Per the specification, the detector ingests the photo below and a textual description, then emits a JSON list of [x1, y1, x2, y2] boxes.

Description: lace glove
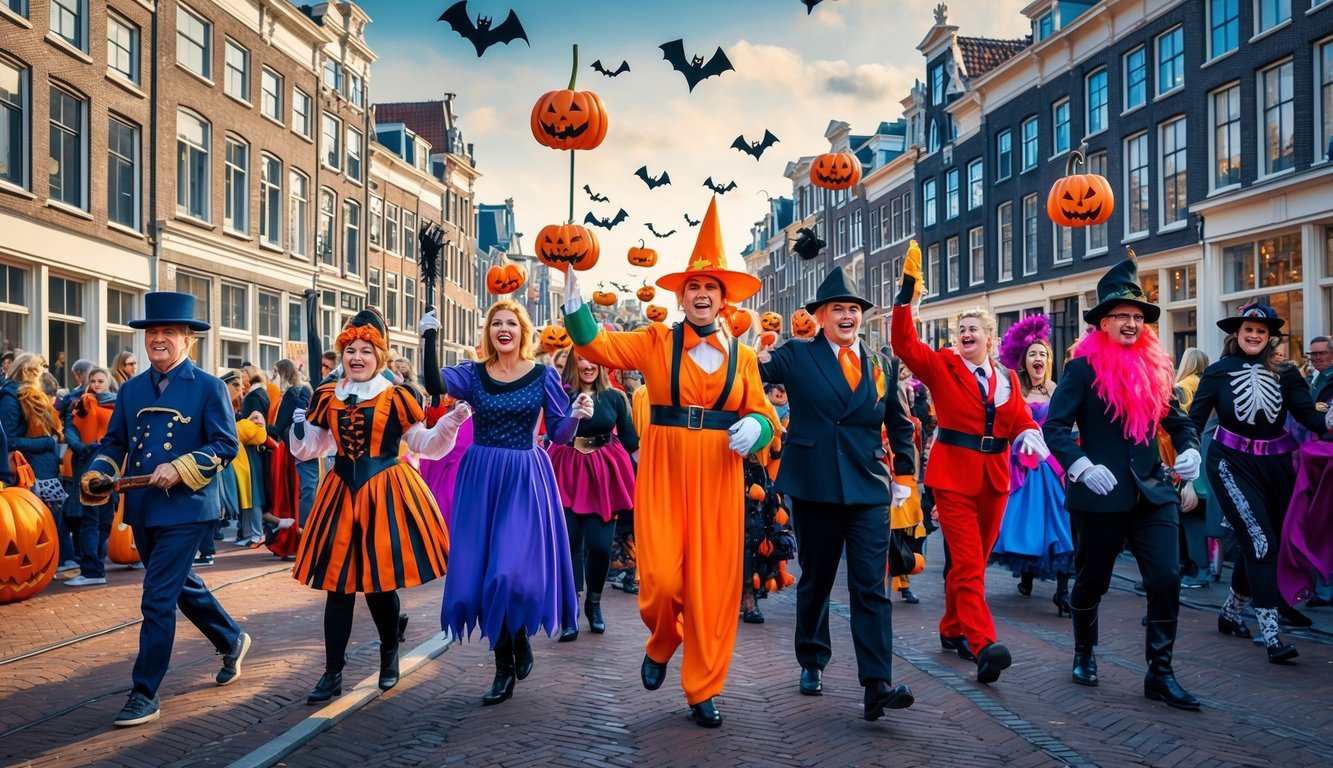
[[1172, 448, 1201, 482], [727, 417, 762, 456]]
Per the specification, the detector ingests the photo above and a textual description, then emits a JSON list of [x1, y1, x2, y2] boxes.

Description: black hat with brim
[[804, 265, 874, 314], [1083, 257, 1161, 325], [1217, 302, 1285, 336]]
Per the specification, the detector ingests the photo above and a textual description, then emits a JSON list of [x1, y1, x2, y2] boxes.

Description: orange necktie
[[838, 347, 862, 391]]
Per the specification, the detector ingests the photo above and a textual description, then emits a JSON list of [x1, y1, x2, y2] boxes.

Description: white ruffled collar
[[334, 373, 393, 403]]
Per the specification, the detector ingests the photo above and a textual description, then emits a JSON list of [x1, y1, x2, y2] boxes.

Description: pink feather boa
[[1073, 325, 1175, 444]]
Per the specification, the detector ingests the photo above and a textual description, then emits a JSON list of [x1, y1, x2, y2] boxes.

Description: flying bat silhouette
[[609, 281, 631, 293], [731, 130, 780, 160], [801, 0, 827, 14], [438, 1, 529, 58], [634, 166, 671, 190], [582, 184, 609, 203], [591, 59, 631, 77], [645, 223, 677, 238], [703, 177, 738, 195], [659, 39, 734, 92], [684, 213, 700, 227], [584, 209, 629, 230]]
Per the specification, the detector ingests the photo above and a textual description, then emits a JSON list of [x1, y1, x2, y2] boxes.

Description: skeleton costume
[[1188, 303, 1332, 664]]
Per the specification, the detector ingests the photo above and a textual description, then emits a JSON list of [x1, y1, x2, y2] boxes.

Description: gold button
[[163, 443, 172, 450]]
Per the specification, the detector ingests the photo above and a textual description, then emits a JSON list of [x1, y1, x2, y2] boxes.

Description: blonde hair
[[111, 350, 137, 385], [1175, 348, 1209, 383], [8, 354, 57, 435], [479, 300, 536, 363], [8, 353, 46, 387], [956, 308, 998, 359]]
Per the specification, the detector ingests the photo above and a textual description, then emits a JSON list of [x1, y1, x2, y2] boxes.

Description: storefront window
[[1226, 290, 1303, 355], [1169, 264, 1196, 302]]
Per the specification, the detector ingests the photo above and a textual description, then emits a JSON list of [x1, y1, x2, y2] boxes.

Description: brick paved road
[[2, 532, 1331, 768]]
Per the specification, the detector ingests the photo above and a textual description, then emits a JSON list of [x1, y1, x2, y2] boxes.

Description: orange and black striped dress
[[294, 383, 449, 594]]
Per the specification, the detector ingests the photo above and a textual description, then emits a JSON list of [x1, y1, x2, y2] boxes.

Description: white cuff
[[289, 422, 334, 461], [403, 419, 461, 460], [1066, 456, 1093, 482]]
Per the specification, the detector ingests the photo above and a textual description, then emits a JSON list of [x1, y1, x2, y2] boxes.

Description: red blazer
[[891, 304, 1038, 495]]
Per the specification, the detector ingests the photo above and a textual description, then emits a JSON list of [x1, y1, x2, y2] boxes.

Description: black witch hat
[[1083, 253, 1160, 325], [804, 266, 873, 314]]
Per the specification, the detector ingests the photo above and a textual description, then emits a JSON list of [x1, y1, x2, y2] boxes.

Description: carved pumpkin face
[[486, 263, 528, 295], [645, 304, 668, 322], [791, 309, 817, 338], [1047, 172, 1114, 227], [809, 151, 862, 191], [540, 325, 572, 353], [592, 290, 618, 307], [106, 499, 140, 565], [721, 306, 752, 337], [636, 285, 656, 302], [0, 486, 59, 604], [535, 223, 600, 271], [627, 242, 658, 268], [530, 89, 608, 151], [760, 312, 783, 333]]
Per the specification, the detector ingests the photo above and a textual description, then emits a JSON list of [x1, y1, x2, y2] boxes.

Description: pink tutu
[[548, 440, 636, 522]]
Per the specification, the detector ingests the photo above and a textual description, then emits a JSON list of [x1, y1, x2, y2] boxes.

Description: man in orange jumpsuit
[[563, 197, 778, 728]]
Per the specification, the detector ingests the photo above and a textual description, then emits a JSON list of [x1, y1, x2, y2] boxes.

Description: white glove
[[1325, 408, 1333, 430], [441, 402, 472, 428], [277, 517, 296, 530], [418, 309, 440, 335], [727, 417, 762, 455], [1077, 464, 1118, 496], [1179, 482, 1199, 513], [570, 392, 595, 420], [1016, 429, 1051, 461], [891, 481, 912, 508], [1172, 448, 1201, 482], [292, 408, 306, 425], [563, 266, 585, 314]]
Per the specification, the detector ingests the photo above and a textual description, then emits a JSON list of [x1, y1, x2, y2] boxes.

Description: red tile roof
[[956, 36, 1031, 80], [375, 101, 446, 154]]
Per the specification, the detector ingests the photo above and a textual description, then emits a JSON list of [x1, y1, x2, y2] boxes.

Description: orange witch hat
[[655, 196, 762, 302]]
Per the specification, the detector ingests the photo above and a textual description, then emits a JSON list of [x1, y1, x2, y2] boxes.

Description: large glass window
[[1322, 41, 1333, 161], [1053, 221, 1073, 265], [386, 272, 399, 329], [1023, 193, 1039, 274], [47, 275, 83, 387], [318, 188, 335, 265], [224, 40, 249, 101], [259, 154, 281, 246], [996, 130, 1012, 180], [346, 128, 362, 182], [258, 290, 280, 339], [287, 299, 302, 343], [108, 13, 139, 83], [221, 283, 247, 330], [402, 211, 417, 262], [1126, 132, 1150, 236], [0, 263, 27, 354], [1125, 46, 1147, 111], [1261, 61, 1294, 175], [1258, 0, 1291, 34], [945, 169, 959, 220], [1213, 84, 1242, 188], [968, 227, 984, 286], [48, 86, 84, 208], [289, 169, 308, 256], [49, 0, 84, 51], [322, 113, 340, 170], [343, 200, 360, 276], [926, 244, 939, 295], [1087, 69, 1108, 135], [1223, 234, 1302, 293], [106, 287, 135, 359], [0, 60, 26, 188], [224, 137, 248, 232], [1161, 117, 1187, 226], [1021, 116, 1038, 170], [998, 201, 1013, 281], [1052, 99, 1070, 155], [293, 88, 311, 138], [176, 272, 210, 364], [967, 159, 983, 210], [369, 268, 381, 308], [922, 179, 937, 228], [946, 237, 959, 292], [176, 6, 210, 79], [261, 68, 281, 121], [1156, 27, 1184, 96], [176, 110, 209, 219], [1086, 151, 1109, 253], [931, 62, 945, 105], [368, 195, 382, 247], [1209, 0, 1239, 59], [385, 203, 400, 254], [107, 116, 139, 230]]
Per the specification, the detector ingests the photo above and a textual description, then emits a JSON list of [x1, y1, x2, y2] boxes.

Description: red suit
[[891, 305, 1038, 653]]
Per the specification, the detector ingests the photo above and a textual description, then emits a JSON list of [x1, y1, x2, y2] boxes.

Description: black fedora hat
[[804, 266, 873, 314], [1083, 256, 1160, 325], [1217, 301, 1285, 336], [128, 291, 210, 331]]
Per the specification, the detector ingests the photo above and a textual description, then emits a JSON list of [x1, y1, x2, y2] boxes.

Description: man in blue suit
[[758, 266, 917, 720], [81, 291, 249, 727]]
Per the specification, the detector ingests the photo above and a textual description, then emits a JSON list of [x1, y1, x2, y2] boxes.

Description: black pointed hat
[[804, 266, 873, 314], [1217, 301, 1285, 336], [1083, 255, 1160, 325]]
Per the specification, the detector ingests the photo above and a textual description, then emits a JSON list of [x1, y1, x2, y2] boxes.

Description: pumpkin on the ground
[[0, 484, 59, 604]]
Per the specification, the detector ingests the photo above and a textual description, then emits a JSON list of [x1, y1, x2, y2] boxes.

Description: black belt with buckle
[[935, 427, 1009, 454], [650, 405, 739, 431]]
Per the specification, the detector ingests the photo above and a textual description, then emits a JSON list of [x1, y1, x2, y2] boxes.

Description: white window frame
[[259, 153, 281, 248], [1210, 82, 1243, 190], [343, 199, 360, 276], [220, 282, 248, 331], [1053, 220, 1073, 265], [321, 113, 341, 170], [346, 127, 362, 182], [1256, 0, 1292, 35], [945, 168, 959, 220], [318, 188, 336, 266], [1259, 59, 1294, 177], [996, 130, 1012, 180], [1319, 37, 1333, 163], [1156, 26, 1185, 97], [107, 115, 139, 231], [260, 68, 282, 122], [107, 12, 139, 84], [176, 109, 209, 220], [0, 59, 29, 191], [1052, 98, 1071, 156], [176, 5, 211, 80], [1023, 193, 1040, 274], [945, 236, 959, 292], [288, 169, 309, 257], [257, 289, 281, 343], [1086, 68, 1108, 136], [968, 226, 985, 286], [926, 243, 940, 295], [368, 195, 383, 248], [223, 136, 248, 234], [1085, 151, 1110, 255], [967, 158, 984, 210], [48, 84, 86, 210], [1208, 0, 1240, 60], [292, 88, 312, 139], [385, 202, 400, 255], [224, 39, 249, 103], [1124, 46, 1148, 112], [998, 201, 1013, 282], [922, 178, 937, 228], [1021, 116, 1038, 171], [1125, 132, 1150, 239], [1160, 116, 1188, 229]]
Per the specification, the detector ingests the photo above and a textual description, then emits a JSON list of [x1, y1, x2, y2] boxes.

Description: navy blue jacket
[[0, 379, 59, 480]]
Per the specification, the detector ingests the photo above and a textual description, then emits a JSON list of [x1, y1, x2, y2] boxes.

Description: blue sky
[[361, 0, 1029, 291]]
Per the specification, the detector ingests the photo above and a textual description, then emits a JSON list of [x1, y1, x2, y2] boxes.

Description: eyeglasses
[[1105, 313, 1145, 324], [1309, 350, 1331, 357]]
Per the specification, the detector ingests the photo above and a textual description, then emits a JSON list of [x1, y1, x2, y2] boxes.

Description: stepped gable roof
[[956, 35, 1030, 79]]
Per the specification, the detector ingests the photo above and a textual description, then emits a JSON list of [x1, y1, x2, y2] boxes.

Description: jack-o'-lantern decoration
[[760, 312, 783, 334], [636, 284, 656, 302], [721, 305, 752, 338], [0, 483, 58, 604], [530, 47, 608, 151], [809, 151, 862, 191], [540, 325, 572, 353], [106, 497, 139, 565], [592, 289, 618, 307], [645, 304, 668, 322], [485, 258, 528, 296], [627, 240, 658, 268], [759, 330, 779, 348], [535, 223, 600, 271], [791, 308, 817, 338], [1047, 143, 1113, 227]]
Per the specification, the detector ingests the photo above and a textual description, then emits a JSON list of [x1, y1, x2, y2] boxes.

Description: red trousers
[[935, 486, 1007, 651]]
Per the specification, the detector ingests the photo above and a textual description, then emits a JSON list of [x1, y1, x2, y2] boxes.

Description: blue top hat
[[128, 291, 210, 331]]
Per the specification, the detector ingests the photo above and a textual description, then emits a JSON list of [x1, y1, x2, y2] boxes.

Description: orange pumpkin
[[1047, 143, 1114, 227], [627, 240, 658, 268], [636, 285, 656, 302], [0, 484, 59, 604], [530, 48, 608, 151], [758, 330, 779, 348], [791, 308, 816, 338], [760, 311, 783, 333], [809, 151, 862, 190], [540, 325, 572, 353], [535, 223, 600, 271], [107, 496, 140, 565], [592, 290, 618, 307], [721, 306, 752, 337], [485, 262, 528, 295], [747, 483, 765, 502], [645, 304, 668, 322]]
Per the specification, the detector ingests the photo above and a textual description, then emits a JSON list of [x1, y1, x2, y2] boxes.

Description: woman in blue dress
[[990, 315, 1075, 615], [428, 299, 593, 706]]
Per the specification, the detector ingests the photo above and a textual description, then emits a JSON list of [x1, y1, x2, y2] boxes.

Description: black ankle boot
[[1070, 606, 1099, 686], [307, 671, 343, 705], [1017, 572, 1034, 596], [513, 631, 534, 680], [482, 651, 516, 706], [379, 646, 400, 690], [1143, 620, 1200, 710], [586, 592, 605, 634]]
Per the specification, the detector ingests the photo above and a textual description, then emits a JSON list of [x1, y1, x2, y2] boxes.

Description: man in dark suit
[[758, 266, 916, 720], [1043, 257, 1202, 711], [81, 292, 249, 727]]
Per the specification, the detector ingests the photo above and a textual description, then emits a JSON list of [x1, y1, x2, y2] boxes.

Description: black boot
[[585, 592, 606, 634], [379, 644, 400, 690], [1017, 572, 1034, 596], [1052, 573, 1071, 617], [623, 569, 639, 595], [1070, 606, 1099, 686], [307, 671, 343, 705], [482, 649, 516, 706], [1143, 620, 1200, 710], [513, 630, 534, 680]]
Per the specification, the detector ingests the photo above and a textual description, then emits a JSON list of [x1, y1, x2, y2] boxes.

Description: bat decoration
[[583, 184, 610, 203], [645, 222, 677, 238], [438, 1, 529, 58], [732, 130, 780, 160], [584, 209, 630, 230], [702, 177, 738, 195], [609, 281, 632, 293], [591, 59, 631, 77], [792, 227, 826, 261], [659, 39, 735, 92], [684, 213, 700, 227], [634, 165, 672, 190], [801, 0, 828, 13]]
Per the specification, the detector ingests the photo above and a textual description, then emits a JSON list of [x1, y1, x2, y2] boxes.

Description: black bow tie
[[686, 321, 717, 336]]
